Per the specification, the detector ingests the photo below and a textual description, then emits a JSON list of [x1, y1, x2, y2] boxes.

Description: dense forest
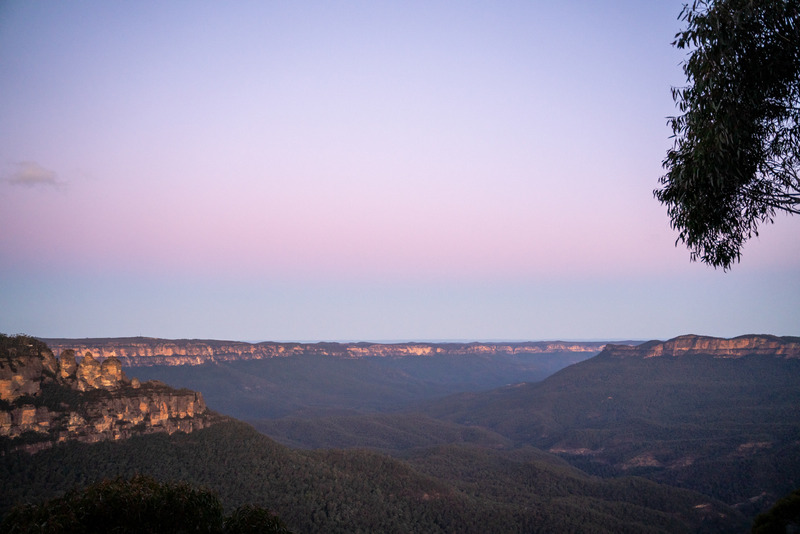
[[1, 474, 291, 533], [414, 348, 800, 515], [0, 420, 747, 533], [128, 337, 800, 522]]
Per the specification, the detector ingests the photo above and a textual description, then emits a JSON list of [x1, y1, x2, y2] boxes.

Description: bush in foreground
[[752, 488, 800, 534], [1, 474, 290, 534]]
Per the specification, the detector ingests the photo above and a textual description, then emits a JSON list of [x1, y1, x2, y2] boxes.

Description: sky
[[1, 1, 798, 342]]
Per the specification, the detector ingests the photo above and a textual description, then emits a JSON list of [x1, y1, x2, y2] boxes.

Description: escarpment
[[41, 338, 609, 367], [0, 335, 219, 454], [602, 334, 800, 359]]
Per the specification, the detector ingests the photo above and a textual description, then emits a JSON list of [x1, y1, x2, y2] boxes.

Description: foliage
[[0, 334, 55, 371], [0, 474, 290, 534], [417, 351, 800, 515], [224, 505, 292, 534], [656, 0, 800, 268], [3, 335, 795, 532], [751, 488, 800, 533], [250, 412, 510, 451], [0, 334, 50, 356], [33, 382, 83, 412], [0, 421, 745, 533]]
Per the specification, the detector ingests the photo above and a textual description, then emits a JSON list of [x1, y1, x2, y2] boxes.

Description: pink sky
[[1, 1, 798, 341]]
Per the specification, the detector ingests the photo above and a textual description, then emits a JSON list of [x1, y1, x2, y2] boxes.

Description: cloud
[[6, 161, 61, 188]]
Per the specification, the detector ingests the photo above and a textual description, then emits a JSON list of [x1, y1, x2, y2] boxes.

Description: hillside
[[0, 419, 747, 533], [244, 334, 800, 522], [6, 333, 797, 530], [416, 334, 800, 515]]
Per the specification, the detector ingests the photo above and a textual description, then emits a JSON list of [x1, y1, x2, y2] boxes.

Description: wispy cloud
[[5, 161, 62, 188]]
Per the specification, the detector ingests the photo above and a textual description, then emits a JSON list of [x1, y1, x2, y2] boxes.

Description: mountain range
[[42, 338, 609, 419], [41, 337, 608, 366], [2, 333, 799, 532]]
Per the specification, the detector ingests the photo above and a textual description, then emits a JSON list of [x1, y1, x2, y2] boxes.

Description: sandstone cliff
[[602, 334, 800, 359], [0, 335, 218, 454], [40, 338, 608, 367]]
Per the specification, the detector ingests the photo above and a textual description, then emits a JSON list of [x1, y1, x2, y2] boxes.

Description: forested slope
[[0, 420, 746, 533], [417, 336, 800, 516]]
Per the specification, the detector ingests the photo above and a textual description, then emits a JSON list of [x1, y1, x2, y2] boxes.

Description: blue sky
[[1, 1, 798, 341]]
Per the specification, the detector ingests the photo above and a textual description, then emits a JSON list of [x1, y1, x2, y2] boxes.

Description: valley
[[2, 333, 799, 532]]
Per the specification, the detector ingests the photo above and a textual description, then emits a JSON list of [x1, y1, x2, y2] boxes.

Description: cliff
[[602, 334, 800, 359], [40, 338, 608, 367], [0, 335, 219, 454]]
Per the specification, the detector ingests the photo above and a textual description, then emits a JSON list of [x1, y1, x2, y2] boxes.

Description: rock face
[[41, 338, 609, 367], [0, 335, 217, 454], [602, 334, 800, 359]]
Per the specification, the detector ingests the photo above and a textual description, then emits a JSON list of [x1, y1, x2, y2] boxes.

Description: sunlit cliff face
[[0, 339, 216, 454], [42, 339, 608, 367], [603, 334, 800, 359]]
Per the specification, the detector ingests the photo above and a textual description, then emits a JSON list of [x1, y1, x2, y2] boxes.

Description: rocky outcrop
[[0, 339, 58, 402], [40, 338, 609, 367], [602, 334, 800, 359], [0, 335, 218, 454]]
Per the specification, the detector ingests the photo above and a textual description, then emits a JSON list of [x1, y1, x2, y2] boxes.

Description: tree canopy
[[751, 488, 800, 533], [0, 475, 291, 534], [656, 0, 800, 269]]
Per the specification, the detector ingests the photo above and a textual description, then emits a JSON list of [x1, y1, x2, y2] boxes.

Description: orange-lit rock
[[60, 349, 78, 379], [0, 335, 220, 454], [76, 352, 103, 390], [42, 337, 609, 367], [603, 335, 800, 359]]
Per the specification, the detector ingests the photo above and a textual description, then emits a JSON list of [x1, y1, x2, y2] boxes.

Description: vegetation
[[752, 488, 800, 533], [250, 412, 510, 451], [0, 474, 290, 534], [416, 351, 800, 516], [0, 421, 746, 533], [127, 351, 595, 419], [0, 333, 52, 357], [656, 0, 800, 268], [4, 334, 798, 531]]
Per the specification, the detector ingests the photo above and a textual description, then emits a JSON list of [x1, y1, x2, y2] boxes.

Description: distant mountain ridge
[[603, 334, 800, 359], [40, 338, 609, 367]]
